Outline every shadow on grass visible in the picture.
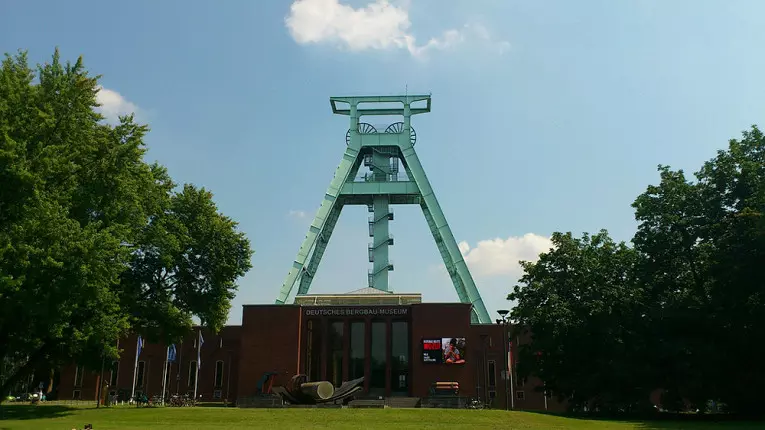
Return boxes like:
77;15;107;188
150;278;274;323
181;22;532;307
526;410;765;429
0;404;76;421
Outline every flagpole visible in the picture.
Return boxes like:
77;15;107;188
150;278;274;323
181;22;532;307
176;342;182;395
161;345;169;406
130;336;141;403
193;330;200;402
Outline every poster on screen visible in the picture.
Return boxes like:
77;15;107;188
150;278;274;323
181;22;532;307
422;337;467;364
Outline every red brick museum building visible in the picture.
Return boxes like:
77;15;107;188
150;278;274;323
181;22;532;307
58;290;562;411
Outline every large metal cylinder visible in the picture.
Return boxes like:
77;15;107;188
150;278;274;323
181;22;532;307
299;381;335;400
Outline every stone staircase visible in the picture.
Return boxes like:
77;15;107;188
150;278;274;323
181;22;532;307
386;397;421;408
348;398;386;408
237;395;284;408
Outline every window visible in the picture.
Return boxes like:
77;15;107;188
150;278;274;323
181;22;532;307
136;361;145;388
109;361;119;387
327;321;344;388
214;360;224;388
516;390;525;400
165;361;172;390
390;321;409;393
188;361;197;388
370;321;386;394
306;320;323;381
487;360;497;387
488;390;497;400
165;361;172;395
73;390;81;400
219;337;223;348
74;366;84;387
349;321;365;380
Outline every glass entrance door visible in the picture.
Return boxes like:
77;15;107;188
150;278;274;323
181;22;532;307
369;321;386;396
390;321;409;396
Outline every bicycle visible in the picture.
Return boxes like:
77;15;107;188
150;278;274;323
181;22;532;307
465;397;486;409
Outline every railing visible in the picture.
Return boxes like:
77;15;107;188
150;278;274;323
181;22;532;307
355;124;409;134
368;263;394;286
420;396;470;409
352;173;410;182
368;212;394;223
296;296;421;306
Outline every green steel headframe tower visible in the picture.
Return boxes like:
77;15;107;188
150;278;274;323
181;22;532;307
275;95;491;323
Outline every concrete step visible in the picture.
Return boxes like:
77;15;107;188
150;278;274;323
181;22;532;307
348;399;386;408
386;397;421;408
237;396;284;408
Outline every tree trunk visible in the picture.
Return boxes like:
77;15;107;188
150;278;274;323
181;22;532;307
46;368;54;394
0;346;48;403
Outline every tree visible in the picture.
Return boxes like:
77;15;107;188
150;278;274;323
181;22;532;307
632;126;765;413
697;127;765;414
631;166;714;411
508;230;651;413
0;49;252;398
122;183;253;339
510;126;764;415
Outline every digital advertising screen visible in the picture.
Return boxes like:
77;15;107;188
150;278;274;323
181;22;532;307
422;337;467;364
441;337;466;364
422;339;441;363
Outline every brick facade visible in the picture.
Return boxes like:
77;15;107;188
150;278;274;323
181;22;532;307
57;302;564;412
59;326;241;403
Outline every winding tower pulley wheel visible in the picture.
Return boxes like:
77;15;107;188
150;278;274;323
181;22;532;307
346;123;378;146
385;122;416;146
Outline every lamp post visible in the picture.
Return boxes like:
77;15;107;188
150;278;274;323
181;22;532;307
496;310;512;411
96;335;116;408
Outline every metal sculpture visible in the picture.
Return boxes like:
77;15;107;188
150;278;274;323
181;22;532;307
274;95;490;323
272;375;364;405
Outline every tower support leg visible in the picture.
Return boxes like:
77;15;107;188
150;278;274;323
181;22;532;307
401;145;491;323
275;147;359;304
298;202;344;295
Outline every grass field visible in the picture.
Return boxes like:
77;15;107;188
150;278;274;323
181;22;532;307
0;405;761;430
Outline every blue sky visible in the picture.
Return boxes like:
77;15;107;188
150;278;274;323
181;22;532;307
3;0;764;325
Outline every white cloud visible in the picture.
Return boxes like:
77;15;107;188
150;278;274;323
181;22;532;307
288;209;308;219
466;23;511;55
425;233;553;313
284;0;507;58
459;233;554;278
95;86;139;124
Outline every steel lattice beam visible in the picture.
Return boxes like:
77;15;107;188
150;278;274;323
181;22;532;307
275;95;491;324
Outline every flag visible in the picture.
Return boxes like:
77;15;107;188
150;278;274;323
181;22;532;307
167;344;177;362
197;331;204;369
136;335;144;359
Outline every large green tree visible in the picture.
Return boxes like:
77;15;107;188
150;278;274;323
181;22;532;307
0;49;252;397
510;126;764;415
632;126;765;413
508;230;651;413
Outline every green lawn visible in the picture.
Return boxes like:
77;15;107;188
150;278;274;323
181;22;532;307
0;405;761;430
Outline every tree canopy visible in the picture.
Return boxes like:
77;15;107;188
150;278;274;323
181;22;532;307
509;126;764;415
0;49;253;397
